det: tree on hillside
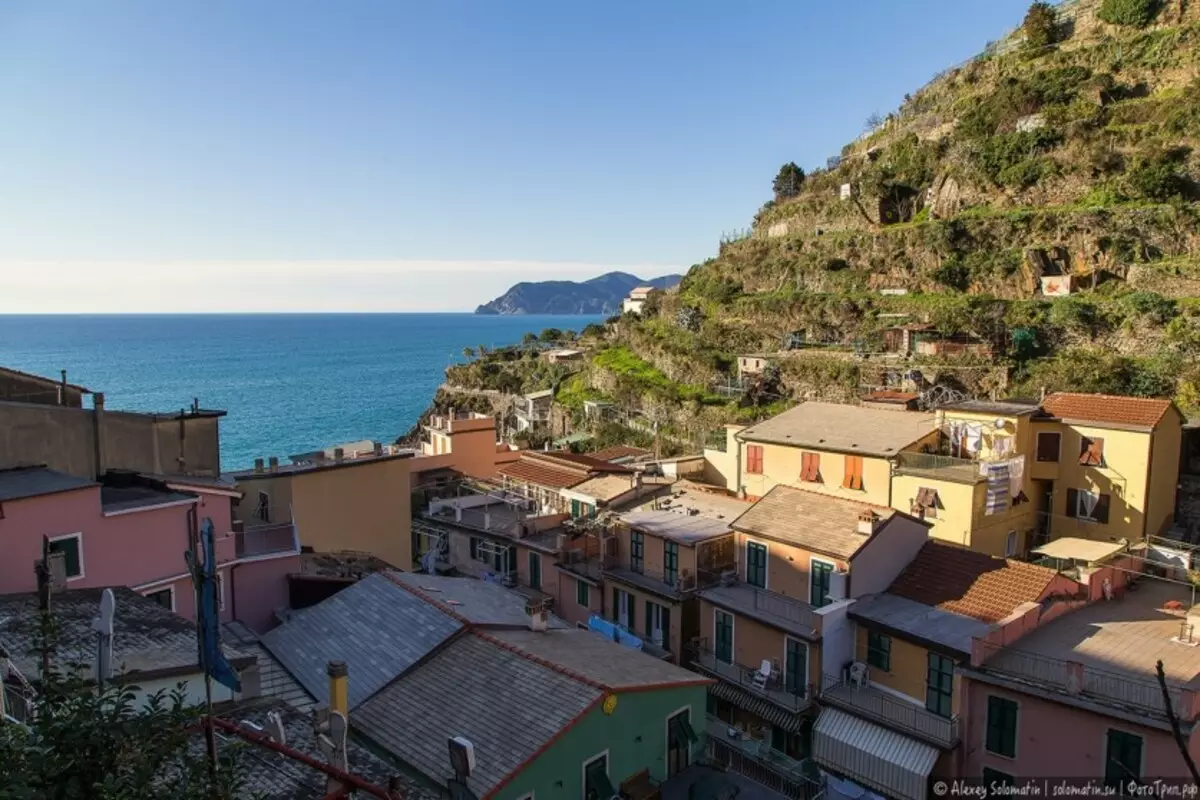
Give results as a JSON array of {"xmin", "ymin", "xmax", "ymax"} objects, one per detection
[
  {"xmin": 1098, "ymin": 0, "xmax": 1162, "ymax": 27},
  {"xmin": 772, "ymin": 162, "xmax": 806, "ymax": 201},
  {"xmin": 1023, "ymin": 1, "xmax": 1060, "ymax": 48},
  {"xmin": 539, "ymin": 327, "xmax": 564, "ymax": 343},
  {"xmin": 462, "ymin": 346, "xmax": 475, "ymax": 359}
]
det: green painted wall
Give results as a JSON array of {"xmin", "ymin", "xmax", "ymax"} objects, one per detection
[{"xmin": 494, "ymin": 683, "xmax": 708, "ymax": 800}]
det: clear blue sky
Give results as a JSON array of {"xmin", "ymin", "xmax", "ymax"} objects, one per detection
[{"xmin": 0, "ymin": 1, "xmax": 1031, "ymax": 312}]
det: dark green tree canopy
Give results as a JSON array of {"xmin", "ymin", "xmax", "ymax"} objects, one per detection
[
  {"xmin": 1022, "ymin": 2, "xmax": 1060, "ymax": 48},
  {"xmin": 772, "ymin": 162, "xmax": 806, "ymax": 200}
]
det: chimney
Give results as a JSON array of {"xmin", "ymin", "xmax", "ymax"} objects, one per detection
[
  {"xmin": 525, "ymin": 600, "xmax": 549, "ymax": 632},
  {"xmin": 59, "ymin": 370, "xmax": 67, "ymax": 406},
  {"xmin": 1040, "ymin": 385, "xmax": 1047, "ymax": 402},
  {"xmin": 334, "ymin": 447, "xmax": 345, "ymax": 463},
  {"xmin": 373, "ymin": 441, "xmax": 383, "ymax": 457},
  {"xmin": 857, "ymin": 510, "xmax": 880, "ymax": 536},
  {"xmin": 327, "ymin": 660, "xmax": 349, "ymax": 717},
  {"xmin": 254, "ymin": 458, "xmax": 265, "ymax": 474},
  {"xmin": 268, "ymin": 456, "xmax": 279, "ymax": 473},
  {"xmin": 92, "ymin": 392, "xmax": 107, "ymax": 481}
]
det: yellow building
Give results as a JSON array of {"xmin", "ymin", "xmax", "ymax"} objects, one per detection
[
  {"xmin": 1033, "ymin": 393, "xmax": 1183, "ymax": 545},
  {"xmin": 815, "ymin": 540, "xmax": 1067, "ymax": 800}
]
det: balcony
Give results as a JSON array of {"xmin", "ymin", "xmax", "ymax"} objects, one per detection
[
  {"xmin": 603, "ymin": 556, "xmax": 696, "ymax": 600},
  {"xmin": 692, "ymin": 645, "xmax": 812, "ymax": 712},
  {"xmin": 235, "ymin": 522, "xmax": 298, "ymax": 558},
  {"xmin": 698, "ymin": 579, "xmax": 820, "ymax": 639},
  {"xmin": 974, "ymin": 640, "xmax": 1189, "ymax": 721},
  {"xmin": 820, "ymin": 674, "xmax": 959, "ymax": 748},
  {"xmin": 893, "ymin": 451, "xmax": 985, "ymax": 483},
  {"xmin": 703, "ymin": 715, "xmax": 822, "ymax": 800}
]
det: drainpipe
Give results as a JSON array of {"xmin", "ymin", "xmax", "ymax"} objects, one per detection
[{"xmin": 733, "ymin": 429, "xmax": 745, "ymax": 499}]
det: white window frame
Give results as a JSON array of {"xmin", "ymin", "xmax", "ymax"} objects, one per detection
[
  {"xmin": 647, "ymin": 601, "xmax": 668, "ymax": 646},
  {"xmin": 1005, "ymin": 531, "xmax": 1018, "ymax": 558},
  {"xmin": 664, "ymin": 705, "xmax": 693, "ymax": 774},
  {"xmin": 581, "ymin": 749, "xmax": 610, "ymax": 800},
  {"xmin": 615, "ymin": 588, "xmax": 632, "ymax": 629},
  {"xmin": 1077, "ymin": 490, "xmax": 1101, "ymax": 522},
  {"xmin": 143, "ymin": 585, "xmax": 176, "ymax": 612},
  {"xmin": 713, "ymin": 608, "xmax": 735, "ymax": 665},
  {"xmin": 48, "ymin": 532, "xmax": 85, "ymax": 581},
  {"xmin": 783, "ymin": 636, "xmax": 811, "ymax": 700},
  {"xmin": 745, "ymin": 538, "xmax": 769, "ymax": 590}
]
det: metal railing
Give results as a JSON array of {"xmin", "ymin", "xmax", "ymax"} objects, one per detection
[
  {"xmin": 975, "ymin": 640, "xmax": 1187, "ymax": 720},
  {"xmin": 603, "ymin": 555, "xmax": 694, "ymax": 593},
  {"xmin": 235, "ymin": 523, "xmax": 298, "ymax": 558},
  {"xmin": 704, "ymin": 723, "xmax": 822, "ymax": 800},
  {"xmin": 820, "ymin": 674, "xmax": 958, "ymax": 747},
  {"xmin": 696, "ymin": 568, "xmax": 820, "ymax": 632},
  {"xmin": 692, "ymin": 646, "xmax": 811, "ymax": 712},
  {"xmin": 893, "ymin": 451, "xmax": 984, "ymax": 482}
]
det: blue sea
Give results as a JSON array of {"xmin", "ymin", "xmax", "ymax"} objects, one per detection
[{"xmin": 0, "ymin": 314, "xmax": 603, "ymax": 471}]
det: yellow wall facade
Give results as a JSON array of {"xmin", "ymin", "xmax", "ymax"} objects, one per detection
[
  {"xmin": 1047, "ymin": 423, "xmax": 1152, "ymax": 543},
  {"xmin": 853, "ymin": 624, "xmax": 962, "ymax": 716},
  {"xmin": 737, "ymin": 439, "xmax": 892, "ymax": 506},
  {"xmin": 734, "ymin": 531, "xmax": 848, "ymax": 606},
  {"xmin": 699, "ymin": 598, "xmax": 821, "ymax": 689}
]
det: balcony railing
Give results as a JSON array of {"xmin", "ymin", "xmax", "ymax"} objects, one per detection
[
  {"xmin": 975, "ymin": 640, "xmax": 1187, "ymax": 720},
  {"xmin": 692, "ymin": 646, "xmax": 812, "ymax": 712},
  {"xmin": 820, "ymin": 674, "xmax": 959, "ymax": 748},
  {"xmin": 603, "ymin": 556, "xmax": 696, "ymax": 593},
  {"xmin": 703, "ymin": 716, "xmax": 822, "ymax": 800},
  {"xmin": 235, "ymin": 523, "xmax": 298, "ymax": 558},
  {"xmin": 893, "ymin": 451, "xmax": 984, "ymax": 483},
  {"xmin": 697, "ymin": 572, "xmax": 820, "ymax": 634}
]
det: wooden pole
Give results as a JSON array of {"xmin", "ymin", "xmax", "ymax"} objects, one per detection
[{"xmin": 1156, "ymin": 660, "xmax": 1200, "ymax": 784}]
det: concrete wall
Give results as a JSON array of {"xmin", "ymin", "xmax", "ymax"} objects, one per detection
[
  {"xmin": 1049, "ymin": 423, "xmax": 1153, "ymax": 543},
  {"xmin": 230, "ymin": 553, "xmax": 300, "ymax": 633},
  {"xmin": 290, "ymin": 459, "xmax": 414, "ymax": 569},
  {"xmin": 734, "ymin": 531, "xmax": 848, "ymax": 606},
  {"xmin": 960, "ymin": 678, "xmax": 1198, "ymax": 780},
  {"xmin": 606, "ymin": 581, "xmax": 686, "ymax": 663},
  {"xmin": 698, "ymin": 597, "xmax": 821, "ymax": 690},
  {"xmin": 549, "ymin": 570, "xmax": 602, "ymax": 627},
  {"xmin": 0, "ymin": 371, "xmax": 85, "ymax": 407},
  {"xmin": 0, "ymin": 400, "xmax": 221, "ymax": 479},
  {"xmin": 702, "ymin": 426, "xmax": 742, "ymax": 490},
  {"xmin": 846, "ymin": 516, "xmax": 930, "ymax": 597},
  {"xmin": 1148, "ymin": 409, "xmax": 1184, "ymax": 538},
  {"xmin": 851, "ymin": 622, "xmax": 964, "ymax": 717}
]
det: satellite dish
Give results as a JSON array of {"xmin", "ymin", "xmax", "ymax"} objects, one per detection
[
  {"xmin": 448, "ymin": 736, "xmax": 476, "ymax": 777},
  {"xmin": 93, "ymin": 588, "xmax": 115, "ymax": 684},
  {"xmin": 994, "ymin": 418, "xmax": 1007, "ymax": 431}
]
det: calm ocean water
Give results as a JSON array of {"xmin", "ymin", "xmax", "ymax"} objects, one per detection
[{"xmin": 0, "ymin": 314, "xmax": 602, "ymax": 471}]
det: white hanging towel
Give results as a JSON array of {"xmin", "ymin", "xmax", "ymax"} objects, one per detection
[
  {"xmin": 1007, "ymin": 455, "xmax": 1025, "ymax": 498},
  {"xmin": 965, "ymin": 425, "xmax": 984, "ymax": 455},
  {"xmin": 1080, "ymin": 490, "xmax": 1099, "ymax": 519}
]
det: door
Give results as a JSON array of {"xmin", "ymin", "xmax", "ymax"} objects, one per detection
[
  {"xmin": 926, "ymin": 652, "xmax": 954, "ymax": 717},
  {"xmin": 614, "ymin": 589, "xmax": 631, "ymax": 629},
  {"xmin": 583, "ymin": 753, "xmax": 610, "ymax": 800},
  {"xmin": 715, "ymin": 610, "xmax": 733, "ymax": 664},
  {"xmin": 528, "ymin": 551, "xmax": 541, "ymax": 590},
  {"xmin": 746, "ymin": 541, "xmax": 767, "ymax": 588},
  {"xmin": 667, "ymin": 709, "xmax": 693, "ymax": 777}
]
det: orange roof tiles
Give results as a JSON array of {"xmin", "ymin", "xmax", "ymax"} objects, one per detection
[
  {"xmin": 887, "ymin": 541, "xmax": 1059, "ymax": 624},
  {"xmin": 1040, "ymin": 393, "xmax": 1175, "ymax": 429},
  {"xmin": 498, "ymin": 457, "xmax": 588, "ymax": 490}
]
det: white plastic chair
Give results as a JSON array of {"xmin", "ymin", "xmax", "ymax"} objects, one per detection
[{"xmin": 752, "ymin": 659, "xmax": 771, "ymax": 691}]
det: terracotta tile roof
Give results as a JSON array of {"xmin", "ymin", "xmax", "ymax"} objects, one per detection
[
  {"xmin": 731, "ymin": 485, "xmax": 900, "ymax": 560},
  {"xmin": 887, "ymin": 541, "xmax": 1059, "ymax": 624},
  {"xmin": 531, "ymin": 450, "xmax": 633, "ymax": 473},
  {"xmin": 1040, "ymin": 393, "xmax": 1175, "ymax": 430},
  {"xmin": 590, "ymin": 445, "xmax": 652, "ymax": 463},
  {"xmin": 498, "ymin": 456, "xmax": 588, "ymax": 490}
]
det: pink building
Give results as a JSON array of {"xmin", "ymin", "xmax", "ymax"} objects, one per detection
[
  {"xmin": 960, "ymin": 542, "xmax": 1200, "ymax": 784},
  {"xmin": 0, "ymin": 466, "xmax": 298, "ymax": 632}
]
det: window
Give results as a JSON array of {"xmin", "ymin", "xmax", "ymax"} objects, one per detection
[
  {"xmin": 985, "ymin": 695, "xmax": 1018, "ymax": 758},
  {"xmin": 746, "ymin": 445, "xmax": 764, "ymax": 475},
  {"xmin": 926, "ymin": 652, "xmax": 954, "ymax": 718},
  {"xmin": 645, "ymin": 601, "xmax": 670, "ymax": 647},
  {"xmin": 866, "ymin": 631, "xmax": 891, "ymax": 672},
  {"xmin": 983, "ymin": 768, "xmax": 1016, "ymax": 788},
  {"xmin": 841, "ymin": 456, "xmax": 864, "ymax": 491},
  {"xmin": 912, "ymin": 487, "xmax": 938, "ymax": 519},
  {"xmin": 630, "ymin": 531, "xmax": 644, "ymax": 573},
  {"xmin": 746, "ymin": 542, "xmax": 767, "ymax": 588},
  {"xmin": 1066, "ymin": 489, "xmax": 1110, "ymax": 524},
  {"xmin": 714, "ymin": 610, "xmax": 734, "ymax": 665},
  {"xmin": 144, "ymin": 587, "xmax": 174, "ymax": 611},
  {"xmin": 583, "ymin": 752, "xmax": 613, "ymax": 800},
  {"xmin": 612, "ymin": 588, "xmax": 631, "ymax": 628},
  {"xmin": 800, "ymin": 452, "xmax": 821, "ymax": 483},
  {"xmin": 493, "ymin": 546, "xmax": 514, "ymax": 575},
  {"xmin": 1005, "ymin": 531, "xmax": 1018, "ymax": 558},
  {"xmin": 810, "ymin": 560, "xmax": 834, "ymax": 607},
  {"xmin": 255, "ymin": 491, "xmax": 270, "ymax": 522},
  {"xmin": 48, "ymin": 533, "xmax": 83, "ymax": 579},
  {"xmin": 1079, "ymin": 436, "xmax": 1106, "ymax": 467},
  {"xmin": 1105, "ymin": 729, "xmax": 1143, "ymax": 784},
  {"xmin": 469, "ymin": 537, "xmax": 481, "ymax": 561},
  {"xmin": 1036, "ymin": 432, "xmax": 1061, "ymax": 462},
  {"xmin": 664, "ymin": 541, "xmax": 678, "ymax": 587},
  {"xmin": 571, "ymin": 498, "xmax": 581, "ymax": 518},
  {"xmin": 785, "ymin": 638, "xmax": 808, "ymax": 698},
  {"xmin": 528, "ymin": 552, "xmax": 541, "ymax": 590},
  {"xmin": 576, "ymin": 578, "xmax": 590, "ymax": 607}
]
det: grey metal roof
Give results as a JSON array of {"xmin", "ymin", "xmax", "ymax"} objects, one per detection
[
  {"xmin": 222, "ymin": 622, "xmax": 316, "ymax": 713},
  {"xmin": 620, "ymin": 509, "xmax": 733, "ymax": 544},
  {"xmin": 485, "ymin": 628, "xmax": 712, "ymax": 690},
  {"xmin": 0, "ymin": 466, "xmax": 96, "ymax": 502},
  {"xmin": 100, "ymin": 485, "xmax": 197, "ymax": 513},
  {"xmin": 385, "ymin": 571, "xmax": 570, "ymax": 629},
  {"xmin": 938, "ymin": 399, "xmax": 1042, "ymax": 417},
  {"xmin": 354, "ymin": 633, "xmax": 602, "ymax": 797},
  {"xmin": 259, "ymin": 573, "xmax": 463, "ymax": 709},
  {"xmin": 849, "ymin": 593, "xmax": 992, "ymax": 656},
  {"xmin": 813, "ymin": 707, "xmax": 938, "ymax": 800},
  {"xmin": 0, "ymin": 587, "xmax": 249, "ymax": 681},
  {"xmin": 213, "ymin": 699, "xmax": 441, "ymax": 800}
]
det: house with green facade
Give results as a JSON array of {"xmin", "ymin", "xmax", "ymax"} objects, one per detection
[{"xmin": 258, "ymin": 571, "xmax": 712, "ymax": 799}]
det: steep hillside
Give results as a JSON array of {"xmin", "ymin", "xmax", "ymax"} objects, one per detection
[
  {"xmin": 439, "ymin": 0, "xmax": 1200, "ymax": 452},
  {"xmin": 474, "ymin": 271, "xmax": 682, "ymax": 315}
]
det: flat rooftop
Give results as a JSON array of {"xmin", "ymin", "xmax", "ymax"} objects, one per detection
[
  {"xmin": 619, "ymin": 510, "xmax": 732, "ymax": 545},
  {"xmin": 995, "ymin": 581, "xmax": 1200, "ymax": 687},
  {"xmin": 628, "ymin": 480, "xmax": 755, "ymax": 523}
]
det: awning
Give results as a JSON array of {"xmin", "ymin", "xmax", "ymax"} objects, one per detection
[
  {"xmin": 1032, "ymin": 537, "xmax": 1125, "ymax": 563},
  {"xmin": 709, "ymin": 682, "xmax": 807, "ymax": 733},
  {"xmin": 813, "ymin": 707, "xmax": 938, "ymax": 800}
]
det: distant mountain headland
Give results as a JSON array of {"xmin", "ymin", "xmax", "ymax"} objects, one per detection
[{"xmin": 474, "ymin": 271, "xmax": 682, "ymax": 315}]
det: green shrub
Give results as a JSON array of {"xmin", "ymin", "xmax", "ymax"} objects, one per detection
[
  {"xmin": 1125, "ymin": 153, "xmax": 1187, "ymax": 201},
  {"xmin": 1023, "ymin": 1, "xmax": 1060, "ymax": 49},
  {"xmin": 976, "ymin": 129, "xmax": 1062, "ymax": 187},
  {"xmin": 1098, "ymin": 0, "xmax": 1161, "ymax": 28},
  {"xmin": 932, "ymin": 260, "xmax": 971, "ymax": 291},
  {"xmin": 1118, "ymin": 291, "xmax": 1176, "ymax": 323}
]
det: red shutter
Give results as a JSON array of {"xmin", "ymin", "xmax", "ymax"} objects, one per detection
[
  {"xmin": 1079, "ymin": 437, "xmax": 1105, "ymax": 467},
  {"xmin": 747, "ymin": 445, "xmax": 763, "ymax": 475}
]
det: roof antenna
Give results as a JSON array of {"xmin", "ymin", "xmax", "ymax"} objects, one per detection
[{"xmin": 93, "ymin": 588, "xmax": 115, "ymax": 689}]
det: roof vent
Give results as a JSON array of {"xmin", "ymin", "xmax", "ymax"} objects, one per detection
[
  {"xmin": 268, "ymin": 456, "xmax": 279, "ymax": 473},
  {"xmin": 254, "ymin": 458, "xmax": 264, "ymax": 474}
]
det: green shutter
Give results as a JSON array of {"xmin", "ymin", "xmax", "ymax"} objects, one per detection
[
  {"xmin": 576, "ymin": 578, "xmax": 589, "ymax": 607},
  {"xmin": 985, "ymin": 695, "xmax": 1018, "ymax": 758}
]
